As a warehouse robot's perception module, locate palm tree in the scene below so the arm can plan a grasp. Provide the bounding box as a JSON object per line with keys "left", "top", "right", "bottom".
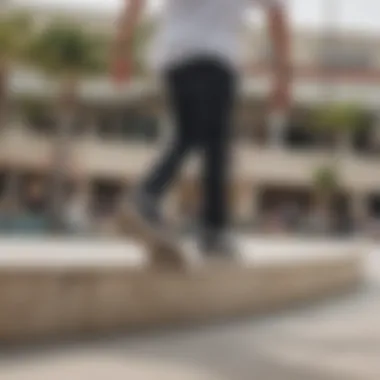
{"left": 311, "top": 165, "right": 340, "bottom": 234}
{"left": 0, "top": 11, "right": 32, "bottom": 125}
{"left": 311, "top": 104, "right": 366, "bottom": 193}
{"left": 310, "top": 103, "right": 366, "bottom": 233}
{"left": 312, "top": 103, "right": 367, "bottom": 151}
{"left": 28, "top": 21, "right": 105, "bottom": 230}
{"left": 313, "top": 165, "right": 339, "bottom": 204}
{"left": 0, "top": 12, "right": 33, "bottom": 210}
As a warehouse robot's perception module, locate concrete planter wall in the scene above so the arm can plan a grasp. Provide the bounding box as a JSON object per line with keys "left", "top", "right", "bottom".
{"left": 0, "top": 243, "right": 363, "bottom": 343}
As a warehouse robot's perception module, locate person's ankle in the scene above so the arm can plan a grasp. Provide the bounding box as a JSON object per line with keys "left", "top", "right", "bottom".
{"left": 198, "top": 227, "right": 237, "bottom": 258}
{"left": 130, "top": 187, "right": 163, "bottom": 225}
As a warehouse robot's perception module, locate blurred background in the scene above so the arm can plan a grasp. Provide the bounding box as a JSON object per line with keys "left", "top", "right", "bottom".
{"left": 1, "top": 2, "right": 380, "bottom": 380}
{"left": 1, "top": 0, "right": 380, "bottom": 238}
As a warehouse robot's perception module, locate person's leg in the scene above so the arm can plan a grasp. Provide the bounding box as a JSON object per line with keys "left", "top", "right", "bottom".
{"left": 121, "top": 63, "right": 206, "bottom": 267}
{"left": 140, "top": 64, "right": 201, "bottom": 200}
{"left": 198, "top": 61, "right": 236, "bottom": 252}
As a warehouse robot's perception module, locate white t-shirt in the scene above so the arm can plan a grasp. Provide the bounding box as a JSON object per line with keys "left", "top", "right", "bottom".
{"left": 149, "top": 0, "right": 282, "bottom": 72}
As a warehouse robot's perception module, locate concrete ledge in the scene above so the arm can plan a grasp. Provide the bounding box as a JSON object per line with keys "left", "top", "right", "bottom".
{"left": 0, "top": 239, "right": 364, "bottom": 343}
{"left": 0, "top": 353, "right": 228, "bottom": 380}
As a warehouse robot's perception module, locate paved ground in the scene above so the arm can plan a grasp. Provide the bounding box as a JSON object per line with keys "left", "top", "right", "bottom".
{"left": 0, "top": 239, "right": 378, "bottom": 380}
{"left": 106, "top": 249, "right": 379, "bottom": 380}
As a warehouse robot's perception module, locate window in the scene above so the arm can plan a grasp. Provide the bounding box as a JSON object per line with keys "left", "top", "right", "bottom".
{"left": 91, "top": 180, "right": 123, "bottom": 217}
{"left": 319, "top": 43, "right": 373, "bottom": 70}
{"left": 21, "top": 101, "right": 56, "bottom": 135}
{"left": 94, "top": 108, "right": 160, "bottom": 143}
{"left": 96, "top": 112, "right": 120, "bottom": 140}
{"left": 120, "top": 110, "right": 159, "bottom": 142}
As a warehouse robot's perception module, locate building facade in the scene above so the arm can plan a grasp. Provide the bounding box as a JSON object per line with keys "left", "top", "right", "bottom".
{"left": 2, "top": 1, "right": 380, "bottom": 232}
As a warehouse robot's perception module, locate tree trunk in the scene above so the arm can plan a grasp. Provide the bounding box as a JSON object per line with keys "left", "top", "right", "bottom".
{"left": 50, "top": 79, "right": 77, "bottom": 233}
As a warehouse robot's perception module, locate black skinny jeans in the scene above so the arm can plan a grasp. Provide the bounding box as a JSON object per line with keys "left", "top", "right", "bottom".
{"left": 142, "top": 57, "right": 236, "bottom": 233}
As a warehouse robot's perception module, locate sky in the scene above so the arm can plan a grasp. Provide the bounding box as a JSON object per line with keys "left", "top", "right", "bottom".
{"left": 12, "top": 0, "right": 380, "bottom": 33}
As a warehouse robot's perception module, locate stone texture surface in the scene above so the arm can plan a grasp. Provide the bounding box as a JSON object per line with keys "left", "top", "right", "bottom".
{"left": 0, "top": 353, "right": 226, "bottom": 380}
{"left": 0, "top": 238, "right": 364, "bottom": 343}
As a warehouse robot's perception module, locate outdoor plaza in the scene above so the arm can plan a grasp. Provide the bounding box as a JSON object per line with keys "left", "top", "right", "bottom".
{"left": 0, "top": 1, "right": 380, "bottom": 379}
{"left": 0, "top": 236, "right": 376, "bottom": 380}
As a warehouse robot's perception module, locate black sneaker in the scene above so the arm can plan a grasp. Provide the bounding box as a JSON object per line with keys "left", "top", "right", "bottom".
{"left": 131, "top": 189, "right": 163, "bottom": 228}
{"left": 198, "top": 230, "right": 239, "bottom": 260}
{"left": 120, "top": 189, "right": 166, "bottom": 237}
{"left": 120, "top": 189, "right": 186, "bottom": 269}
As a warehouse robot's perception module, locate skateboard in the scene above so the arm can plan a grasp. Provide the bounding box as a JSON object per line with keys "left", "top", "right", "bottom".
{"left": 118, "top": 203, "right": 188, "bottom": 270}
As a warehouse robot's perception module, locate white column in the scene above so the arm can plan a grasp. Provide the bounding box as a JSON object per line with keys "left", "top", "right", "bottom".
{"left": 268, "top": 109, "right": 287, "bottom": 148}
{"left": 338, "top": 132, "right": 353, "bottom": 154}
{"left": 351, "top": 191, "right": 368, "bottom": 234}
{"left": 251, "top": 185, "right": 260, "bottom": 222}
{"left": 234, "top": 183, "right": 255, "bottom": 225}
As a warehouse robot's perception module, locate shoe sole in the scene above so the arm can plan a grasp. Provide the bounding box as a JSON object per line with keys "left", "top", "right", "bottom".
{"left": 119, "top": 203, "right": 186, "bottom": 270}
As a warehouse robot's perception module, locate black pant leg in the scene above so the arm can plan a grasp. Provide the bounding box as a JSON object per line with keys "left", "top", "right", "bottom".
{"left": 142, "top": 65, "right": 201, "bottom": 197}
{"left": 199, "top": 62, "right": 236, "bottom": 232}
{"left": 141, "top": 57, "right": 236, "bottom": 236}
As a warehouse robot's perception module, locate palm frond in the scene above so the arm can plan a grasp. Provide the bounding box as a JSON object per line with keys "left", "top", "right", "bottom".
{"left": 28, "top": 21, "right": 107, "bottom": 78}
{"left": 0, "top": 11, "right": 33, "bottom": 62}
{"left": 313, "top": 165, "right": 339, "bottom": 195}
{"left": 312, "top": 103, "right": 367, "bottom": 134}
